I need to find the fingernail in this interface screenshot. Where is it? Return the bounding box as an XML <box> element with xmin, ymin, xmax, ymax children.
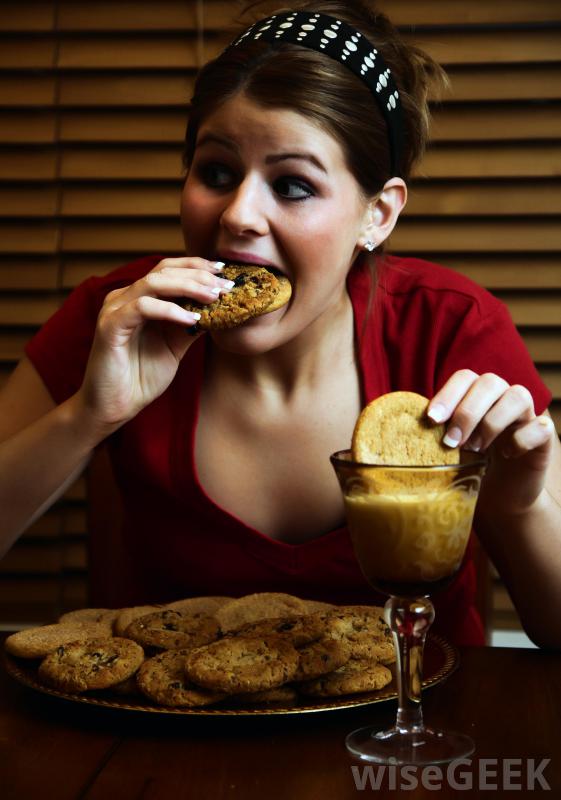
<box><xmin>427</xmin><ymin>403</ymin><xmax>447</xmax><ymax>423</ymax></box>
<box><xmin>465</xmin><ymin>437</ymin><xmax>481</xmax><ymax>453</ymax></box>
<box><xmin>190</xmin><ymin>312</ymin><xmax>201</xmax><ymax>320</ymax></box>
<box><xmin>214</xmin><ymin>261</ymin><xmax>225</xmax><ymax>270</ymax></box>
<box><xmin>443</xmin><ymin>427</ymin><xmax>462</xmax><ymax>448</ymax></box>
<box><xmin>221</xmin><ymin>279</ymin><xmax>235</xmax><ymax>289</ymax></box>
<box><xmin>210</xmin><ymin>287</ymin><xmax>222</xmax><ymax>295</ymax></box>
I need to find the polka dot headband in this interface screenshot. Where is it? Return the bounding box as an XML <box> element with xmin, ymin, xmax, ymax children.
<box><xmin>229</xmin><ymin>11</ymin><xmax>405</xmax><ymax>177</ymax></box>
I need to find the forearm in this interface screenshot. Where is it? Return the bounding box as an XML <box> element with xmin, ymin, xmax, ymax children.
<box><xmin>475</xmin><ymin>488</ymin><xmax>561</xmax><ymax>649</ymax></box>
<box><xmin>0</xmin><ymin>393</ymin><xmax>111</xmax><ymax>558</ymax></box>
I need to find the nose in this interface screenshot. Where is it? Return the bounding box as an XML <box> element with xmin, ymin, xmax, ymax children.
<box><xmin>220</xmin><ymin>175</ymin><xmax>269</xmax><ymax>238</ymax></box>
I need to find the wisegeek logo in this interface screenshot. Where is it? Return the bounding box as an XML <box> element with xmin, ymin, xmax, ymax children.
<box><xmin>350</xmin><ymin>758</ymin><xmax>551</xmax><ymax>792</ymax></box>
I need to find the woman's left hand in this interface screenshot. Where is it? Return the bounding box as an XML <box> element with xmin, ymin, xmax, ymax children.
<box><xmin>427</xmin><ymin>370</ymin><xmax>557</xmax><ymax>515</ymax></box>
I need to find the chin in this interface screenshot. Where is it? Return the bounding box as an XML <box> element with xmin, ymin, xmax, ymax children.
<box><xmin>209</xmin><ymin>310</ymin><xmax>289</xmax><ymax>355</ymax></box>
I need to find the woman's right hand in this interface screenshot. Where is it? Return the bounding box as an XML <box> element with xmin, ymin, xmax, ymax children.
<box><xmin>75</xmin><ymin>257</ymin><xmax>233</xmax><ymax>433</ymax></box>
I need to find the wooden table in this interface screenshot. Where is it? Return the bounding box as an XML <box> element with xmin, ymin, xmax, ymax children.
<box><xmin>1</xmin><ymin>637</ymin><xmax>559</xmax><ymax>799</ymax></box>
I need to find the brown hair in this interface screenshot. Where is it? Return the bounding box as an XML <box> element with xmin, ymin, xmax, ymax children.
<box><xmin>183</xmin><ymin>0</ymin><xmax>448</xmax><ymax>196</ymax></box>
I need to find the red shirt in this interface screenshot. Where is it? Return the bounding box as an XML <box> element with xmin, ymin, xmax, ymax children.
<box><xmin>25</xmin><ymin>254</ymin><xmax>552</xmax><ymax>645</ymax></box>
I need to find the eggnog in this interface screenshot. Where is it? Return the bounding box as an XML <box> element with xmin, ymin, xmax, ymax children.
<box><xmin>345</xmin><ymin>484</ymin><xmax>477</xmax><ymax>596</ymax></box>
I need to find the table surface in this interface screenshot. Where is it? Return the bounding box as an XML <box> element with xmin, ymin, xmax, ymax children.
<box><xmin>1</xmin><ymin>635</ymin><xmax>559</xmax><ymax>799</ymax></box>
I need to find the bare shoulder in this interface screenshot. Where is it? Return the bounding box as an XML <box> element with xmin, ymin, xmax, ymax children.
<box><xmin>0</xmin><ymin>357</ymin><xmax>56</xmax><ymax>442</ymax></box>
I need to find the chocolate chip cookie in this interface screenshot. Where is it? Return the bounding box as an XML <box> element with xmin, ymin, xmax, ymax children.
<box><xmin>184</xmin><ymin>264</ymin><xmax>291</xmax><ymax>329</ymax></box>
<box><xmin>124</xmin><ymin>609</ymin><xmax>220</xmax><ymax>651</ymax></box>
<box><xmin>185</xmin><ymin>636</ymin><xmax>299</xmax><ymax>693</ymax></box>
<box><xmin>137</xmin><ymin>649</ymin><xmax>226</xmax><ymax>707</ymax></box>
<box><xmin>38</xmin><ymin>637</ymin><xmax>144</xmax><ymax>692</ymax></box>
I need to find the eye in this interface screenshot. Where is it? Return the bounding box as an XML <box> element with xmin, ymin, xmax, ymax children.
<box><xmin>198</xmin><ymin>162</ymin><xmax>236</xmax><ymax>189</ymax></box>
<box><xmin>274</xmin><ymin>176</ymin><xmax>314</xmax><ymax>201</ymax></box>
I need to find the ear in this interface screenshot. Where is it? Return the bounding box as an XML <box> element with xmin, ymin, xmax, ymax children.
<box><xmin>358</xmin><ymin>178</ymin><xmax>407</xmax><ymax>250</ymax></box>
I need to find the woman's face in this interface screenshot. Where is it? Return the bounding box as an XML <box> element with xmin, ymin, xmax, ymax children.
<box><xmin>180</xmin><ymin>93</ymin><xmax>372</xmax><ymax>353</ymax></box>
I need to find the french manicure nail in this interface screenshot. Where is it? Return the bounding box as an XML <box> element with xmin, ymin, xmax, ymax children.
<box><xmin>214</xmin><ymin>261</ymin><xmax>225</xmax><ymax>270</ymax></box>
<box><xmin>443</xmin><ymin>427</ymin><xmax>462</xmax><ymax>448</ymax></box>
<box><xmin>427</xmin><ymin>403</ymin><xmax>447</xmax><ymax>423</ymax></box>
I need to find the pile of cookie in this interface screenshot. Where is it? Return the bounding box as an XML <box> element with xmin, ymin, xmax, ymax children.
<box><xmin>4</xmin><ymin>592</ymin><xmax>395</xmax><ymax>708</ymax></box>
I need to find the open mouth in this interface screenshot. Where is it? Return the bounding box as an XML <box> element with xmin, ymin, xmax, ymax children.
<box><xmin>222</xmin><ymin>260</ymin><xmax>287</xmax><ymax>281</ymax></box>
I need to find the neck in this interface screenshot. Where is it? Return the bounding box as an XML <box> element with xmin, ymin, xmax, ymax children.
<box><xmin>207</xmin><ymin>288</ymin><xmax>357</xmax><ymax>405</ymax></box>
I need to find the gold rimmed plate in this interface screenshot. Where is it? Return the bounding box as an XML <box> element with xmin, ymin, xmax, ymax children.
<box><xmin>3</xmin><ymin>633</ymin><xmax>458</xmax><ymax>717</ymax></box>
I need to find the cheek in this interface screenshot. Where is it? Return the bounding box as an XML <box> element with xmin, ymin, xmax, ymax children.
<box><xmin>180</xmin><ymin>186</ymin><xmax>218</xmax><ymax>244</ymax></box>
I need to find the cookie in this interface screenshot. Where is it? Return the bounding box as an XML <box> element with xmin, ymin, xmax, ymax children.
<box><xmin>230</xmin><ymin>613</ymin><xmax>330</xmax><ymax>647</ymax></box>
<box><xmin>164</xmin><ymin>596</ymin><xmax>232</xmax><ymax>616</ymax></box>
<box><xmin>351</xmin><ymin>391</ymin><xmax>459</xmax><ymax>466</ymax></box>
<box><xmin>298</xmin><ymin>658</ymin><xmax>393</xmax><ymax>697</ymax></box>
<box><xmin>185</xmin><ymin>636</ymin><xmax>299</xmax><ymax>693</ymax></box>
<box><xmin>113</xmin><ymin>605</ymin><xmax>161</xmax><ymax>637</ymax></box>
<box><xmin>231</xmin><ymin>685</ymin><xmax>298</xmax><ymax>705</ymax></box>
<box><xmin>58</xmin><ymin>608</ymin><xmax>119</xmax><ymax>630</ymax></box>
<box><xmin>216</xmin><ymin>593</ymin><xmax>308</xmax><ymax>633</ymax></box>
<box><xmin>124</xmin><ymin>609</ymin><xmax>220</xmax><ymax>651</ymax></box>
<box><xmin>4</xmin><ymin>622</ymin><xmax>112</xmax><ymax>660</ymax></box>
<box><xmin>301</xmin><ymin>599</ymin><xmax>335</xmax><ymax>613</ymax></box>
<box><xmin>137</xmin><ymin>649</ymin><xmax>225</xmax><ymax>707</ymax></box>
<box><xmin>293</xmin><ymin>636</ymin><xmax>351</xmax><ymax>682</ymax></box>
<box><xmin>38</xmin><ymin>637</ymin><xmax>144</xmax><ymax>692</ymax></box>
<box><xmin>184</xmin><ymin>264</ymin><xmax>291</xmax><ymax>330</ymax></box>
<box><xmin>322</xmin><ymin>606</ymin><xmax>395</xmax><ymax>661</ymax></box>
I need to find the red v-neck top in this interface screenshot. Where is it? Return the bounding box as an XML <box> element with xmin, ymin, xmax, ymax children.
<box><xmin>25</xmin><ymin>254</ymin><xmax>552</xmax><ymax>645</ymax></box>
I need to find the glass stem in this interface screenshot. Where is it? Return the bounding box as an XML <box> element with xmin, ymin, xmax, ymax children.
<box><xmin>385</xmin><ymin>595</ymin><xmax>435</xmax><ymax>734</ymax></box>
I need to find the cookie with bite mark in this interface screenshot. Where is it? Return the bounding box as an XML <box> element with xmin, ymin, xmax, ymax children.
<box><xmin>184</xmin><ymin>264</ymin><xmax>291</xmax><ymax>330</ymax></box>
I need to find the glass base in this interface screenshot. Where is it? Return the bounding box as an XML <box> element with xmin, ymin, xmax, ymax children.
<box><xmin>346</xmin><ymin>724</ymin><xmax>475</xmax><ymax>766</ymax></box>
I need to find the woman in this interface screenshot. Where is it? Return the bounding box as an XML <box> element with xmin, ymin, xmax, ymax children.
<box><xmin>0</xmin><ymin>1</ymin><xmax>559</xmax><ymax>647</ymax></box>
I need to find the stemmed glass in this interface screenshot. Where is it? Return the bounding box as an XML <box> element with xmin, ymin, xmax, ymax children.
<box><xmin>331</xmin><ymin>450</ymin><xmax>486</xmax><ymax>766</ymax></box>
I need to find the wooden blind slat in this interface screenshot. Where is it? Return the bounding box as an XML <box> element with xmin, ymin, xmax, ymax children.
<box><xmin>57</xmin><ymin>0</ymin><xmax>198</xmax><ymax>30</ymax></box>
<box><xmin>376</xmin><ymin>0</ymin><xmax>561</xmax><ymax>25</ymax></box>
<box><xmin>442</xmin><ymin>257</ymin><xmax>561</xmax><ymax>290</ymax></box>
<box><xmin>522</xmin><ymin>331</ymin><xmax>561</xmax><ymax>363</ymax></box>
<box><xmin>0</xmin><ymin>76</ymin><xmax>55</xmax><ymax>106</ymax></box>
<box><xmin>60</xmin><ymin>148</ymin><xmax>182</xmax><ymax>179</ymax></box>
<box><xmin>432</xmin><ymin>105</ymin><xmax>561</xmax><ymax>142</ymax></box>
<box><xmin>58</xmin><ymin>37</ymin><xmax>199</xmax><ymax>69</ymax></box>
<box><xmin>494</xmin><ymin>293</ymin><xmax>561</xmax><ymax>327</ymax></box>
<box><xmin>58</xmin><ymin>75</ymin><xmax>196</xmax><ymax>106</ymax></box>
<box><xmin>392</xmin><ymin>220</ymin><xmax>561</xmax><ymax>252</ymax></box>
<box><xmin>0</xmin><ymin>258</ymin><xmax>58</xmax><ymax>291</ymax></box>
<box><xmin>0</xmin><ymin>187</ymin><xmax>58</xmax><ymax>217</ymax></box>
<box><xmin>0</xmin><ymin>150</ymin><xmax>56</xmax><ymax>180</ymax></box>
<box><xmin>420</xmin><ymin>144</ymin><xmax>561</xmax><ymax>179</ymax></box>
<box><xmin>0</xmin><ymin>39</ymin><xmax>56</xmax><ymax>69</ymax></box>
<box><xmin>405</xmin><ymin>182</ymin><xmax>561</xmax><ymax>216</ymax></box>
<box><xmin>60</xmin><ymin>186</ymin><xmax>177</xmax><ymax>216</ymax></box>
<box><xmin>60</xmin><ymin>221</ymin><xmax>182</xmax><ymax>252</ymax></box>
<box><xmin>0</xmin><ymin>222</ymin><xmax>59</xmax><ymax>254</ymax></box>
<box><xmin>0</xmin><ymin>296</ymin><xmax>61</xmax><ymax>326</ymax></box>
<box><xmin>0</xmin><ymin>112</ymin><xmax>56</xmax><ymax>144</ymax></box>
<box><xmin>403</xmin><ymin>29</ymin><xmax>561</xmax><ymax>66</ymax></box>
<box><xmin>59</xmin><ymin>110</ymin><xmax>186</xmax><ymax>142</ymax></box>
<box><xmin>539</xmin><ymin>368</ymin><xmax>561</xmax><ymax>396</ymax></box>
<box><xmin>0</xmin><ymin>2</ymin><xmax>55</xmax><ymax>31</ymax></box>
<box><xmin>445</xmin><ymin>66</ymin><xmax>561</xmax><ymax>102</ymax></box>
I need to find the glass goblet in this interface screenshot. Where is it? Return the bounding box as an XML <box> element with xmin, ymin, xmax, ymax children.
<box><xmin>331</xmin><ymin>450</ymin><xmax>486</xmax><ymax>766</ymax></box>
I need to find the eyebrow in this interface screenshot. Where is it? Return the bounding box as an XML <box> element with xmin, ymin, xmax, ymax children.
<box><xmin>196</xmin><ymin>133</ymin><xmax>327</xmax><ymax>174</ymax></box>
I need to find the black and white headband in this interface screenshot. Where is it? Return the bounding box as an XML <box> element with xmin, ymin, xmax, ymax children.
<box><xmin>228</xmin><ymin>11</ymin><xmax>404</xmax><ymax>177</ymax></box>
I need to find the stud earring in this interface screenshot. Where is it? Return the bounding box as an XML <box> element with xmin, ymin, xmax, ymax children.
<box><xmin>364</xmin><ymin>240</ymin><xmax>376</xmax><ymax>252</ymax></box>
